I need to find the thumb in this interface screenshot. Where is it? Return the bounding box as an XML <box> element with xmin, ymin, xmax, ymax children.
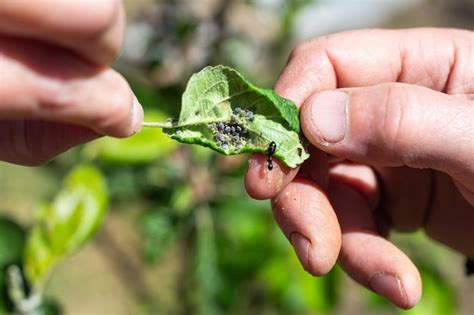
<box><xmin>300</xmin><ymin>83</ymin><xmax>474</xmax><ymax>186</ymax></box>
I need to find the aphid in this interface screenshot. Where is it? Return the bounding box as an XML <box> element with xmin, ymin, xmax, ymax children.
<box><xmin>235</xmin><ymin>144</ymin><xmax>242</xmax><ymax>150</ymax></box>
<box><xmin>234</xmin><ymin>107</ymin><xmax>241</xmax><ymax>114</ymax></box>
<box><xmin>217</xmin><ymin>122</ymin><xmax>224</xmax><ymax>131</ymax></box>
<box><xmin>236</xmin><ymin>126</ymin><xmax>242</xmax><ymax>133</ymax></box>
<box><xmin>233</xmin><ymin>135</ymin><xmax>240</xmax><ymax>141</ymax></box>
<box><xmin>266</xmin><ymin>141</ymin><xmax>276</xmax><ymax>171</ymax></box>
<box><xmin>176</xmin><ymin>130</ymin><xmax>183</xmax><ymax>135</ymax></box>
<box><xmin>216</xmin><ymin>133</ymin><xmax>224</xmax><ymax>142</ymax></box>
<box><xmin>224</xmin><ymin>126</ymin><xmax>231</xmax><ymax>133</ymax></box>
<box><xmin>221</xmin><ymin>144</ymin><xmax>229</xmax><ymax>150</ymax></box>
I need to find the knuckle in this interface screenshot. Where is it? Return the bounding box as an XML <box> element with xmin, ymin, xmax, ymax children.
<box><xmin>378</xmin><ymin>84</ymin><xmax>411</xmax><ymax>160</ymax></box>
<box><xmin>289</xmin><ymin>36</ymin><xmax>329</xmax><ymax>61</ymax></box>
<box><xmin>288</xmin><ymin>39</ymin><xmax>318</xmax><ymax>60</ymax></box>
<box><xmin>2</xmin><ymin>121</ymin><xmax>52</xmax><ymax>166</ymax></box>
<box><xmin>376</xmin><ymin>84</ymin><xmax>424</xmax><ymax>167</ymax></box>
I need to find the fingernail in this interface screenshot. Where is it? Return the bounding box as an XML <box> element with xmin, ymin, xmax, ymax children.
<box><xmin>131</xmin><ymin>96</ymin><xmax>144</xmax><ymax>134</ymax></box>
<box><xmin>305</xmin><ymin>90</ymin><xmax>347</xmax><ymax>144</ymax></box>
<box><xmin>369</xmin><ymin>273</ymin><xmax>407</xmax><ymax>306</ymax></box>
<box><xmin>290</xmin><ymin>232</ymin><xmax>311</xmax><ymax>271</ymax></box>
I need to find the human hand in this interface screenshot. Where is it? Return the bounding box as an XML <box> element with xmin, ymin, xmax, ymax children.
<box><xmin>0</xmin><ymin>0</ymin><xmax>143</xmax><ymax>165</ymax></box>
<box><xmin>245</xmin><ymin>28</ymin><xmax>474</xmax><ymax>308</ymax></box>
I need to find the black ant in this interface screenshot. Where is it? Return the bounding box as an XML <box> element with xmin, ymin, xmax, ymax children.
<box><xmin>266</xmin><ymin>141</ymin><xmax>276</xmax><ymax>171</ymax></box>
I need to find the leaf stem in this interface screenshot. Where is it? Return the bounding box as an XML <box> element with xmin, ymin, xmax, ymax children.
<box><xmin>141</xmin><ymin>121</ymin><xmax>171</xmax><ymax>128</ymax></box>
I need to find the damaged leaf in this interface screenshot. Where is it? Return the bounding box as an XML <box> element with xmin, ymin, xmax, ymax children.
<box><xmin>143</xmin><ymin>66</ymin><xmax>309</xmax><ymax>168</ymax></box>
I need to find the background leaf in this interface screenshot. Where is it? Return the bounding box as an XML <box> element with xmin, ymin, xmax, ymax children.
<box><xmin>0</xmin><ymin>218</ymin><xmax>25</xmax><ymax>269</ymax></box>
<box><xmin>0</xmin><ymin>218</ymin><xmax>26</xmax><ymax>312</ymax></box>
<box><xmin>23</xmin><ymin>165</ymin><xmax>108</xmax><ymax>290</ymax></box>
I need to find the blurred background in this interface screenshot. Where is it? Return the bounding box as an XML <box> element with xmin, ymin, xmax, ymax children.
<box><xmin>1</xmin><ymin>0</ymin><xmax>473</xmax><ymax>314</ymax></box>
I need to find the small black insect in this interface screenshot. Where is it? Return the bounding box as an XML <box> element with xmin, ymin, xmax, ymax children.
<box><xmin>267</xmin><ymin>141</ymin><xmax>277</xmax><ymax>171</ymax></box>
<box><xmin>466</xmin><ymin>257</ymin><xmax>474</xmax><ymax>276</ymax></box>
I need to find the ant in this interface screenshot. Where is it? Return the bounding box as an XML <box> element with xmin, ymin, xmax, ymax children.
<box><xmin>266</xmin><ymin>141</ymin><xmax>276</xmax><ymax>171</ymax></box>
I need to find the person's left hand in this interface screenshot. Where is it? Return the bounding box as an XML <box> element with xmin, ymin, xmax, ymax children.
<box><xmin>0</xmin><ymin>0</ymin><xmax>143</xmax><ymax>165</ymax></box>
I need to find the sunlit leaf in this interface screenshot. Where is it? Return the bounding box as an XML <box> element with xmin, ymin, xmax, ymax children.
<box><xmin>145</xmin><ymin>66</ymin><xmax>309</xmax><ymax>168</ymax></box>
<box><xmin>23</xmin><ymin>165</ymin><xmax>108</xmax><ymax>290</ymax></box>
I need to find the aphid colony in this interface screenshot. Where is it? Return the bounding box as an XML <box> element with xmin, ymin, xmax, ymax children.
<box><xmin>206</xmin><ymin>106</ymin><xmax>278</xmax><ymax>171</ymax></box>
<box><xmin>207</xmin><ymin>107</ymin><xmax>254</xmax><ymax>151</ymax></box>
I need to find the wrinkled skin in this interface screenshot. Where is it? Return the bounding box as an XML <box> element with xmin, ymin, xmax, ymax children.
<box><xmin>245</xmin><ymin>28</ymin><xmax>473</xmax><ymax>309</ymax></box>
<box><xmin>0</xmin><ymin>0</ymin><xmax>143</xmax><ymax>165</ymax></box>
<box><xmin>1</xmin><ymin>2</ymin><xmax>473</xmax><ymax>310</ymax></box>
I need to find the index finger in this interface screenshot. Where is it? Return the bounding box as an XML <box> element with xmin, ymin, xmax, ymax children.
<box><xmin>245</xmin><ymin>28</ymin><xmax>472</xmax><ymax>199</ymax></box>
<box><xmin>0</xmin><ymin>0</ymin><xmax>124</xmax><ymax>65</ymax></box>
<box><xmin>276</xmin><ymin>28</ymin><xmax>472</xmax><ymax>105</ymax></box>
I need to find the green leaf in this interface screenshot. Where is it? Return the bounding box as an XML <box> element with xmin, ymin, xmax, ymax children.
<box><xmin>0</xmin><ymin>218</ymin><xmax>25</xmax><ymax>312</ymax></box>
<box><xmin>0</xmin><ymin>218</ymin><xmax>25</xmax><ymax>268</ymax></box>
<box><xmin>23</xmin><ymin>165</ymin><xmax>108</xmax><ymax>290</ymax></box>
<box><xmin>145</xmin><ymin>66</ymin><xmax>309</xmax><ymax>168</ymax></box>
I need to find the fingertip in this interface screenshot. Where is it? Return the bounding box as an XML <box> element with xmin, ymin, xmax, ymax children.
<box><xmin>130</xmin><ymin>95</ymin><xmax>144</xmax><ymax>135</ymax></box>
<box><xmin>339</xmin><ymin>232</ymin><xmax>422</xmax><ymax>309</ymax></box>
<box><xmin>272</xmin><ymin>178</ymin><xmax>341</xmax><ymax>276</ymax></box>
<box><xmin>290</xmin><ymin>231</ymin><xmax>335</xmax><ymax>276</ymax></box>
<box><xmin>244</xmin><ymin>154</ymin><xmax>298</xmax><ymax>200</ymax></box>
<box><xmin>328</xmin><ymin>177</ymin><xmax>422</xmax><ymax>309</ymax></box>
<box><xmin>369</xmin><ymin>271</ymin><xmax>421</xmax><ymax>309</ymax></box>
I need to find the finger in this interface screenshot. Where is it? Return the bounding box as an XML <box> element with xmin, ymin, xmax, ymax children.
<box><xmin>0</xmin><ymin>120</ymin><xmax>98</xmax><ymax>166</ymax></box>
<box><xmin>327</xmin><ymin>172</ymin><xmax>421</xmax><ymax>309</ymax></box>
<box><xmin>425</xmin><ymin>171</ymin><xmax>474</xmax><ymax>257</ymax></box>
<box><xmin>247</xmin><ymin>28</ymin><xmax>473</xmax><ymax>200</ymax></box>
<box><xmin>0</xmin><ymin>0</ymin><xmax>124</xmax><ymax>64</ymax></box>
<box><xmin>0</xmin><ymin>36</ymin><xmax>143</xmax><ymax>138</ymax></box>
<box><xmin>329</xmin><ymin>162</ymin><xmax>380</xmax><ymax>210</ymax></box>
<box><xmin>275</xmin><ymin>28</ymin><xmax>473</xmax><ymax>106</ymax></box>
<box><xmin>245</xmin><ymin>146</ymin><xmax>327</xmax><ymax>199</ymax></box>
<box><xmin>300</xmin><ymin>83</ymin><xmax>474</xmax><ymax>186</ymax></box>
<box><xmin>271</xmin><ymin>178</ymin><xmax>341</xmax><ymax>275</ymax></box>
<box><xmin>374</xmin><ymin>166</ymin><xmax>433</xmax><ymax>232</ymax></box>
<box><xmin>244</xmin><ymin>154</ymin><xmax>299</xmax><ymax>200</ymax></box>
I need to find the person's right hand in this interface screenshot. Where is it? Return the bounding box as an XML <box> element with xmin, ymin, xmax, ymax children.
<box><xmin>0</xmin><ymin>0</ymin><xmax>143</xmax><ymax>166</ymax></box>
<box><xmin>245</xmin><ymin>28</ymin><xmax>473</xmax><ymax>309</ymax></box>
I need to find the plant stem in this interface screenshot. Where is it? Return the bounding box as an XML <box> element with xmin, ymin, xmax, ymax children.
<box><xmin>141</xmin><ymin>121</ymin><xmax>171</xmax><ymax>128</ymax></box>
<box><xmin>6</xmin><ymin>265</ymin><xmax>42</xmax><ymax>315</ymax></box>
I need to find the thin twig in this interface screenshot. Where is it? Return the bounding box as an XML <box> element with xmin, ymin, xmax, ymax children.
<box><xmin>141</xmin><ymin>121</ymin><xmax>171</xmax><ymax>128</ymax></box>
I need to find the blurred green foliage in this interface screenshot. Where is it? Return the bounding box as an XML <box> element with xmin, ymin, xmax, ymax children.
<box><xmin>24</xmin><ymin>166</ymin><xmax>108</xmax><ymax>291</ymax></box>
<box><xmin>0</xmin><ymin>0</ymin><xmax>469</xmax><ymax>314</ymax></box>
<box><xmin>0</xmin><ymin>165</ymin><xmax>107</xmax><ymax>314</ymax></box>
<box><xmin>0</xmin><ymin>218</ymin><xmax>25</xmax><ymax>313</ymax></box>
